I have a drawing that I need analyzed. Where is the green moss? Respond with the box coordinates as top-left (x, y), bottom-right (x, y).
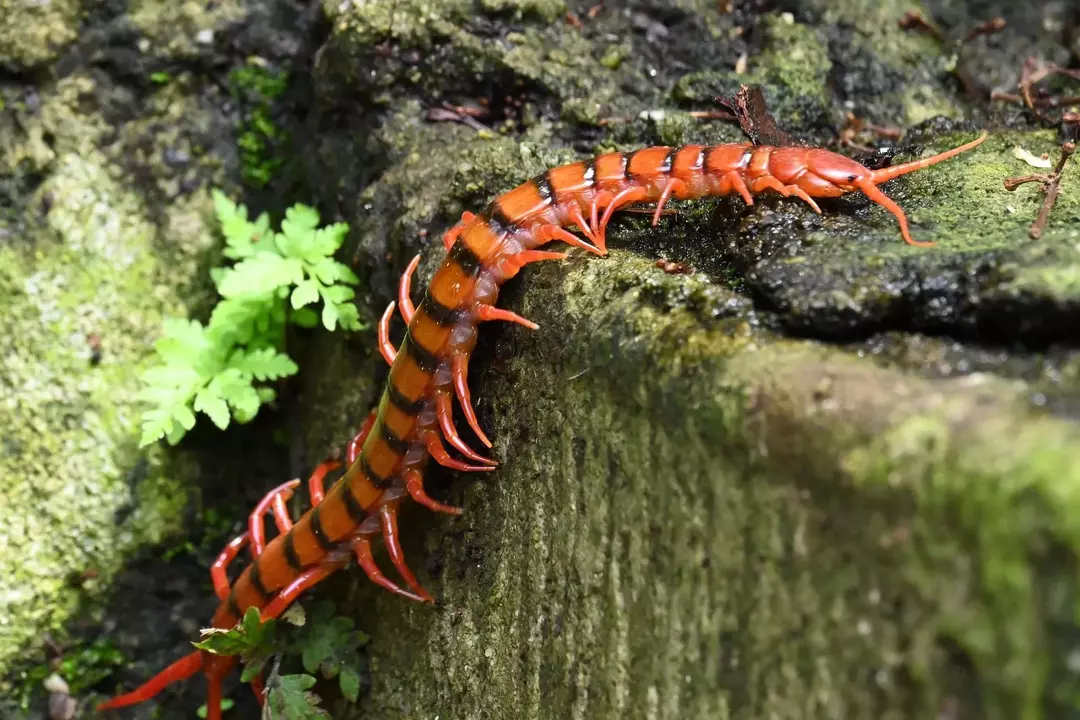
top-left (129, 0), bottom-right (248, 59)
top-left (0, 74), bottom-right (220, 679)
top-left (229, 63), bottom-right (291, 188)
top-left (0, 0), bottom-right (80, 69)
top-left (751, 14), bottom-right (832, 104)
top-left (479, 0), bottom-right (565, 22)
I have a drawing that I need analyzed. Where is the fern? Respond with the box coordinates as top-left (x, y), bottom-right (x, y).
top-left (193, 602), bottom-right (367, 719)
top-left (138, 191), bottom-right (364, 446)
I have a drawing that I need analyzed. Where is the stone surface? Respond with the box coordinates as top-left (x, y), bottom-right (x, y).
top-left (289, 1), bottom-right (1080, 719)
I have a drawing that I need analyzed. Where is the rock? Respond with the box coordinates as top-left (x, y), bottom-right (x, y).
top-left (287, 1), bottom-right (1080, 719)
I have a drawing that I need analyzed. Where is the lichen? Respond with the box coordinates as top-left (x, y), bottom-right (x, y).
top-left (129, 0), bottom-right (249, 60)
top-left (0, 74), bottom-right (219, 679)
top-left (0, 0), bottom-right (80, 69)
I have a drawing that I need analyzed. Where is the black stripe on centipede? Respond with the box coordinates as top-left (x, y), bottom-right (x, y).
top-left (419, 294), bottom-right (463, 326)
top-left (583, 159), bottom-right (596, 186)
top-left (227, 590), bottom-right (242, 621)
top-left (308, 506), bottom-right (334, 551)
top-left (484, 201), bottom-right (515, 236)
top-left (448, 240), bottom-right (482, 277)
top-left (249, 560), bottom-right (274, 602)
top-left (361, 454), bottom-right (392, 490)
top-left (659, 147), bottom-right (678, 174)
top-left (283, 530), bottom-right (304, 573)
top-left (403, 335), bottom-right (439, 373)
top-left (341, 483), bottom-right (367, 524)
top-left (388, 382), bottom-right (426, 415)
top-left (379, 421), bottom-right (410, 455)
top-left (535, 172), bottom-right (555, 205)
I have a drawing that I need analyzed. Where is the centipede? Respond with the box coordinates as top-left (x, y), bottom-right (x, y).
top-left (98, 130), bottom-right (987, 719)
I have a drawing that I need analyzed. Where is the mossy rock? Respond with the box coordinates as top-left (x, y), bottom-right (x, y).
top-left (287, 1), bottom-right (1080, 719)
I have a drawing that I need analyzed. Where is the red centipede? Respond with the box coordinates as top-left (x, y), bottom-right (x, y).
top-left (99, 130), bottom-right (986, 719)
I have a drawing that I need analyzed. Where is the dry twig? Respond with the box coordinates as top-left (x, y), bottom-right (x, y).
top-left (1004, 141), bottom-right (1076, 239)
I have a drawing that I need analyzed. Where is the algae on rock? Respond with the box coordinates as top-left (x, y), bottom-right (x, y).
top-left (0, 70), bottom-right (224, 682)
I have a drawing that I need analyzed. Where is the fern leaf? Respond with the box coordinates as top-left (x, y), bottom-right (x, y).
top-left (227, 383), bottom-right (263, 423)
top-left (335, 303), bottom-right (362, 331)
top-left (319, 285), bottom-right (354, 304)
top-left (217, 253), bottom-right (304, 298)
top-left (154, 318), bottom-right (208, 365)
top-left (290, 279), bottom-right (320, 309)
top-left (229, 348), bottom-right (298, 381)
top-left (291, 307), bottom-right (319, 328)
top-left (193, 386), bottom-right (231, 430)
top-left (320, 301), bottom-right (339, 331)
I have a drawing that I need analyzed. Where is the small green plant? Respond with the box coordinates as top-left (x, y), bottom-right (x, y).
top-left (17, 639), bottom-right (126, 709)
top-left (229, 60), bottom-right (290, 188)
top-left (139, 192), bottom-right (363, 446)
top-left (194, 601), bottom-right (368, 719)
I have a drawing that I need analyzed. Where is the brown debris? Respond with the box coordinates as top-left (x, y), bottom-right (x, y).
top-left (898, 11), bottom-right (943, 41)
top-left (963, 16), bottom-right (1006, 43)
top-left (1004, 141), bottom-right (1076, 239)
top-left (716, 84), bottom-right (803, 147)
top-left (836, 111), bottom-right (902, 153)
top-left (425, 103), bottom-right (491, 132)
top-left (898, 10), bottom-right (1007, 101)
top-left (655, 258), bottom-right (695, 275)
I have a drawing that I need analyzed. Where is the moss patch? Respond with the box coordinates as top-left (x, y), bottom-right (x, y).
top-left (0, 73), bottom-right (220, 680)
top-left (0, 0), bottom-right (80, 69)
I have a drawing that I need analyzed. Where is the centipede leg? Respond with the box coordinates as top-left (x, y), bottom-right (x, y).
top-left (496, 249), bottom-right (568, 281)
top-left (249, 479), bottom-right (301, 556)
top-left (205, 672), bottom-right (224, 720)
top-left (304, 458), bottom-right (341, 508)
top-left (443, 211), bottom-right (476, 251)
top-left (566, 203), bottom-right (599, 245)
top-left (533, 224), bottom-right (604, 256)
top-left (347, 410), bottom-right (378, 465)
top-left (723, 170), bottom-right (754, 206)
top-left (435, 391), bottom-right (496, 465)
top-left (259, 562), bottom-right (344, 620)
top-left (747, 176), bottom-right (822, 214)
top-left (425, 431), bottom-right (497, 472)
top-left (398, 254), bottom-right (421, 324)
top-left (404, 468), bottom-right (463, 515)
top-left (351, 526), bottom-right (429, 602)
top-left (452, 354), bottom-right (492, 449)
top-left (378, 301), bottom-right (398, 365)
top-left (211, 534), bottom-right (250, 601)
top-left (379, 500), bottom-right (434, 602)
top-left (475, 304), bottom-right (538, 330)
top-left (855, 179), bottom-right (932, 247)
top-left (212, 479), bottom-right (300, 598)
top-left (248, 675), bottom-right (266, 707)
top-left (96, 651), bottom-right (205, 711)
top-left (589, 190), bottom-right (613, 252)
top-left (598, 186), bottom-right (649, 244)
top-left (651, 179), bottom-right (688, 226)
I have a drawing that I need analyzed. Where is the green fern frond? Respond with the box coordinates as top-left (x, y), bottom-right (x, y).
top-left (139, 192), bottom-right (363, 446)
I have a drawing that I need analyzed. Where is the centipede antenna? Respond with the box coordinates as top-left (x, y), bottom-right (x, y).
top-left (869, 131), bottom-right (987, 186)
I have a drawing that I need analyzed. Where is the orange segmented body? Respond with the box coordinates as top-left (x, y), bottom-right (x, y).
top-left (99, 130), bottom-right (986, 719)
